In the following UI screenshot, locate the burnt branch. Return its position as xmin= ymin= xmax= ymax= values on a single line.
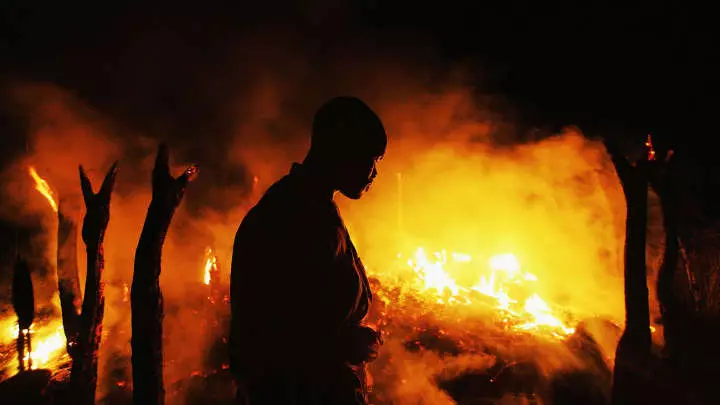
xmin=132 ymin=144 xmax=197 ymax=405
xmin=57 ymin=204 xmax=82 ymax=356
xmin=70 ymin=162 xmax=118 ymax=405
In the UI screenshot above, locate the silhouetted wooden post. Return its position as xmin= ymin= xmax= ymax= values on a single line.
xmin=649 ymin=152 xmax=681 ymax=363
xmin=606 ymin=139 xmax=652 ymax=405
xmin=57 ymin=202 xmax=82 ymax=357
xmin=12 ymin=254 xmax=35 ymax=371
xmin=69 ymin=162 xmax=118 ymax=405
xmin=132 ymin=145 xmax=197 ymax=405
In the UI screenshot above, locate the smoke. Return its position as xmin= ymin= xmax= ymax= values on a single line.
xmin=342 ymin=113 xmax=627 ymax=321
xmin=0 ymin=11 xmax=630 ymax=404
xmin=370 ymin=337 xmax=496 ymax=405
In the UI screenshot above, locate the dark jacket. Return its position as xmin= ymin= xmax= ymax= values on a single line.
xmin=230 ymin=163 xmax=373 ymax=383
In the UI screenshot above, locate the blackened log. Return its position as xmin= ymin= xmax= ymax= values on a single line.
xmin=69 ymin=162 xmax=118 ymax=405
xmin=132 ymin=144 xmax=197 ymax=405
xmin=58 ymin=203 xmax=82 ymax=356
xmin=605 ymin=140 xmax=652 ymax=405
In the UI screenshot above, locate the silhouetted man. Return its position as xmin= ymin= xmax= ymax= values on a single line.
xmin=230 ymin=97 xmax=386 ymax=404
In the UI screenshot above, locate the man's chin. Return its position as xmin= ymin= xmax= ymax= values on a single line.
xmin=339 ymin=184 xmax=371 ymax=200
xmin=339 ymin=189 xmax=364 ymax=200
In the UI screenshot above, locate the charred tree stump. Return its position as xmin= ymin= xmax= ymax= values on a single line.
xmin=132 ymin=145 xmax=197 ymax=405
xmin=13 ymin=254 xmax=35 ymax=371
xmin=58 ymin=202 xmax=82 ymax=357
xmin=649 ymin=155 xmax=681 ymax=363
xmin=69 ymin=163 xmax=118 ymax=405
xmin=606 ymin=140 xmax=652 ymax=405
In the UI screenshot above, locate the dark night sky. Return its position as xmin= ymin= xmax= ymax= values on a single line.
xmin=0 ymin=1 xmax=717 ymax=175
xmin=3 ymin=2 xmax=716 ymax=145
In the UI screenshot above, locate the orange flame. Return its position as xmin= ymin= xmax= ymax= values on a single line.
xmin=645 ymin=134 xmax=656 ymax=161
xmin=28 ymin=166 xmax=58 ymax=212
xmin=378 ymin=249 xmax=576 ymax=339
xmin=203 ymin=247 xmax=217 ymax=286
xmin=2 ymin=319 xmax=68 ymax=374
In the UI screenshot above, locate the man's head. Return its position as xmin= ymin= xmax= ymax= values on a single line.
xmin=307 ymin=97 xmax=387 ymax=199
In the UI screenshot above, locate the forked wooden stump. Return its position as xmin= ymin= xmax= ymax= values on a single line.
xmin=69 ymin=162 xmax=118 ymax=405
xmin=605 ymin=138 xmax=677 ymax=405
xmin=132 ymin=144 xmax=197 ymax=405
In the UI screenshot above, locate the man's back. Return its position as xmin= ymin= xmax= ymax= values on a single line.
xmin=230 ymin=164 xmax=371 ymax=382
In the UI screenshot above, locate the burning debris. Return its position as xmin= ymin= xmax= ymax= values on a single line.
xmin=203 ymin=248 xmax=217 ymax=287
xmin=203 ymin=247 xmax=224 ymax=305
xmin=385 ymin=249 xmax=576 ymax=339
xmin=4 ymin=323 xmax=67 ymax=372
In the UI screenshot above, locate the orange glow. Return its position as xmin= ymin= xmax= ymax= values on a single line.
xmin=28 ymin=166 xmax=58 ymax=212
xmin=645 ymin=134 xmax=656 ymax=161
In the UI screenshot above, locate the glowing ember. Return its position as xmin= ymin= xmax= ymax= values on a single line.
xmin=381 ymin=249 xmax=576 ymax=339
xmin=28 ymin=166 xmax=58 ymax=212
xmin=203 ymin=247 xmax=218 ymax=286
xmin=645 ymin=134 xmax=656 ymax=161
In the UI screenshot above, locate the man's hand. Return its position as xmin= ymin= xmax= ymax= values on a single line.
xmin=343 ymin=325 xmax=382 ymax=365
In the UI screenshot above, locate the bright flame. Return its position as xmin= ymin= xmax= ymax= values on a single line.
xmin=28 ymin=166 xmax=58 ymax=212
xmin=203 ymin=247 xmax=217 ymax=286
xmin=2 ymin=320 xmax=68 ymax=374
xmin=384 ymin=249 xmax=576 ymax=339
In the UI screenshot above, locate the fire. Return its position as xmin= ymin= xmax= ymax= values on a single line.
xmin=28 ymin=166 xmax=58 ymax=212
xmin=2 ymin=320 xmax=68 ymax=374
xmin=203 ymin=247 xmax=218 ymax=285
xmin=645 ymin=134 xmax=656 ymax=161
xmin=382 ymin=249 xmax=575 ymax=339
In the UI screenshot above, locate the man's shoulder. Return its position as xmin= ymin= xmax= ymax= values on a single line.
xmin=253 ymin=175 xmax=300 ymax=216
xmin=237 ymin=175 xmax=303 ymax=231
